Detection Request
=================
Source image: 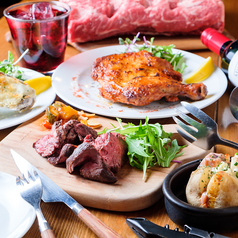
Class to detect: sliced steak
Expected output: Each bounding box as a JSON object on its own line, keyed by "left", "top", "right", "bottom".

{"left": 66, "top": 143, "right": 99, "bottom": 173}
{"left": 83, "top": 134, "right": 95, "bottom": 143}
{"left": 33, "top": 134, "right": 58, "bottom": 158}
{"left": 74, "top": 122, "right": 98, "bottom": 142}
{"left": 33, "top": 120, "right": 77, "bottom": 157}
{"left": 48, "top": 144, "right": 77, "bottom": 165}
{"left": 33, "top": 120, "right": 97, "bottom": 158}
{"left": 34, "top": 119, "right": 128, "bottom": 184}
{"left": 80, "top": 160, "right": 117, "bottom": 184}
{"left": 94, "top": 132, "right": 128, "bottom": 173}
{"left": 64, "top": 122, "right": 79, "bottom": 144}
{"left": 33, "top": 120, "right": 66, "bottom": 157}
{"left": 66, "top": 142, "right": 117, "bottom": 183}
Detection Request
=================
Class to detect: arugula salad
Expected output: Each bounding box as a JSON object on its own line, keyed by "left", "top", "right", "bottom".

{"left": 99, "top": 118, "right": 185, "bottom": 181}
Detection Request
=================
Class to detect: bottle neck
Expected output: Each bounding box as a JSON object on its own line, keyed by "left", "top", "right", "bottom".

{"left": 220, "top": 40, "right": 233, "bottom": 56}
{"left": 201, "top": 28, "right": 231, "bottom": 56}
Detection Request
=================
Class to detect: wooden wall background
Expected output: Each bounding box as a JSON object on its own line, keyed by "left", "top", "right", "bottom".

{"left": 224, "top": 0, "right": 238, "bottom": 39}
{"left": 0, "top": 1, "right": 237, "bottom": 42}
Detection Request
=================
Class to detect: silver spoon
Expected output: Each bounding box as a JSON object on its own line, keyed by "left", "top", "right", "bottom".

{"left": 229, "top": 87, "right": 238, "bottom": 120}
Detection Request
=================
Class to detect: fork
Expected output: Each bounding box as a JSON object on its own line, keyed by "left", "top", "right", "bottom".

{"left": 16, "top": 170, "right": 55, "bottom": 238}
{"left": 172, "top": 101, "right": 238, "bottom": 150}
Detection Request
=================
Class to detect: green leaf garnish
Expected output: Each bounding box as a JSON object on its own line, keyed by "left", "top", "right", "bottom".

{"left": 98, "top": 117, "right": 186, "bottom": 181}
{"left": 0, "top": 49, "right": 28, "bottom": 80}
{"left": 118, "top": 33, "right": 187, "bottom": 74}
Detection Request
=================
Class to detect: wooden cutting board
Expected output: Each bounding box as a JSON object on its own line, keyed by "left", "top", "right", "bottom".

{"left": 0, "top": 114, "right": 210, "bottom": 212}
{"left": 69, "top": 30, "right": 235, "bottom": 52}
{"left": 69, "top": 34, "right": 206, "bottom": 52}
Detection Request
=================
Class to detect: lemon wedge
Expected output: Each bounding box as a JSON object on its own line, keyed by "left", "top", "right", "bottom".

{"left": 185, "top": 56, "right": 214, "bottom": 84}
{"left": 25, "top": 76, "right": 51, "bottom": 95}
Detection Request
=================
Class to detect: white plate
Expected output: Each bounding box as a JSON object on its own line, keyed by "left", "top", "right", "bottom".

{"left": 0, "top": 68, "right": 56, "bottom": 130}
{"left": 52, "top": 45, "right": 227, "bottom": 119}
{"left": 0, "top": 171, "right": 36, "bottom": 238}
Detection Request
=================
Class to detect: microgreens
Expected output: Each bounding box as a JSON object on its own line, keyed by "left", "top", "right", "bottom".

{"left": 118, "top": 33, "right": 187, "bottom": 74}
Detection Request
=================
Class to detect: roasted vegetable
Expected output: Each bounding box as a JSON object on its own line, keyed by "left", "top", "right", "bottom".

{"left": 44, "top": 101, "right": 101, "bottom": 129}
{"left": 58, "top": 106, "right": 78, "bottom": 120}
{"left": 46, "top": 105, "right": 60, "bottom": 124}
{"left": 46, "top": 101, "right": 77, "bottom": 124}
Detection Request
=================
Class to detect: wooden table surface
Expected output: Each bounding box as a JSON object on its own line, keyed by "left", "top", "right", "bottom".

{"left": 1, "top": 1, "right": 238, "bottom": 237}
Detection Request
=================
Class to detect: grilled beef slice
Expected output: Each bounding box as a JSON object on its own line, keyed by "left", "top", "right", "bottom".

{"left": 33, "top": 120, "right": 66, "bottom": 157}
{"left": 66, "top": 142, "right": 117, "bottom": 183}
{"left": 66, "top": 143, "right": 99, "bottom": 173}
{"left": 48, "top": 144, "right": 78, "bottom": 165}
{"left": 80, "top": 160, "right": 117, "bottom": 184}
{"left": 93, "top": 132, "right": 128, "bottom": 173}
{"left": 34, "top": 119, "right": 128, "bottom": 183}
{"left": 66, "top": 132, "right": 128, "bottom": 183}
{"left": 33, "top": 120, "right": 97, "bottom": 158}
{"left": 74, "top": 122, "right": 98, "bottom": 141}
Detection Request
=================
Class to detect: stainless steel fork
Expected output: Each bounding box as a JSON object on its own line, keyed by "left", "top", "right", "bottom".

{"left": 173, "top": 101, "right": 238, "bottom": 150}
{"left": 16, "top": 170, "right": 55, "bottom": 238}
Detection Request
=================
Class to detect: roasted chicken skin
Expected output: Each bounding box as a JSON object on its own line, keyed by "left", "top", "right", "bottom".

{"left": 91, "top": 50, "right": 208, "bottom": 106}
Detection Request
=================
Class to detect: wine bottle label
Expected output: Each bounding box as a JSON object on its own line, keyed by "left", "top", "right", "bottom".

{"left": 228, "top": 51, "right": 238, "bottom": 86}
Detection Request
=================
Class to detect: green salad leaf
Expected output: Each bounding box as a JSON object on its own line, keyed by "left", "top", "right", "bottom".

{"left": 0, "top": 49, "right": 29, "bottom": 80}
{"left": 0, "top": 51, "right": 23, "bottom": 79}
{"left": 99, "top": 118, "right": 186, "bottom": 181}
{"left": 118, "top": 33, "right": 187, "bottom": 74}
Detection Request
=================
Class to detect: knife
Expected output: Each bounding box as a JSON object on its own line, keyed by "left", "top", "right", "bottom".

{"left": 126, "top": 217, "right": 230, "bottom": 238}
{"left": 11, "top": 149, "right": 122, "bottom": 238}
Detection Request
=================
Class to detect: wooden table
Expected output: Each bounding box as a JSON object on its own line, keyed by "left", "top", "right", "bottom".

{"left": 1, "top": 2, "right": 238, "bottom": 237}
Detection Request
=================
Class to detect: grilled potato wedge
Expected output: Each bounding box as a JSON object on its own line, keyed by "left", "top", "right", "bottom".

{"left": 0, "top": 72, "right": 36, "bottom": 110}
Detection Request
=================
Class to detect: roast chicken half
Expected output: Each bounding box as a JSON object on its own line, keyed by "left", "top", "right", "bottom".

{"left": 91, "top": 50, "right": 208, "bottom": 106}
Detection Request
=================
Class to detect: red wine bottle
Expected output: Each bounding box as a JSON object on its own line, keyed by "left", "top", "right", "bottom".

{"left": 201, "top": 28, "right": 238, "bottom": 84}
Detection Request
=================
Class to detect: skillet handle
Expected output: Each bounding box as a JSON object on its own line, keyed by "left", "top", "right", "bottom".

{"left": 77, "top": 208, "right": 123, "bottom": 238}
